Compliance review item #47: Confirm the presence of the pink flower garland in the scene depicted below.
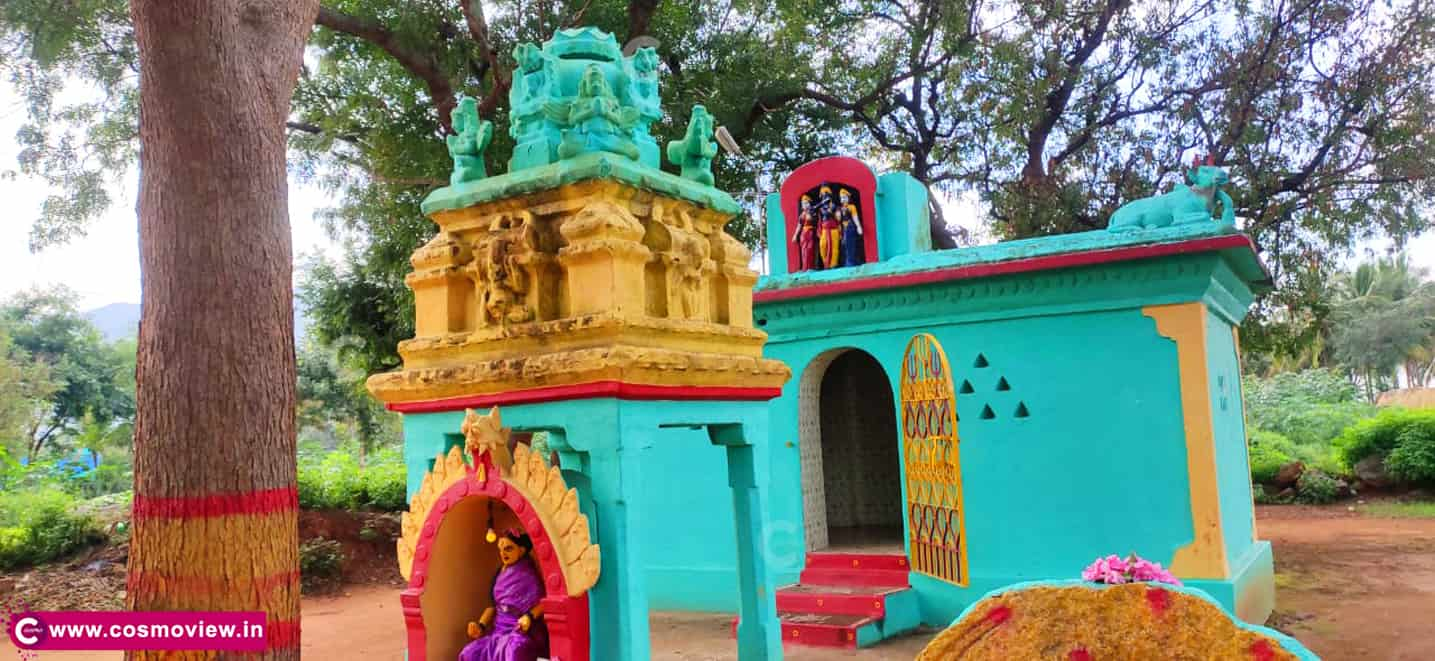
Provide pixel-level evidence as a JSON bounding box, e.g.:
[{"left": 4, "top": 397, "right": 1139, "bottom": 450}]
[{"left": 1081, "top": 554, "right": 1182, "bottom": 586}]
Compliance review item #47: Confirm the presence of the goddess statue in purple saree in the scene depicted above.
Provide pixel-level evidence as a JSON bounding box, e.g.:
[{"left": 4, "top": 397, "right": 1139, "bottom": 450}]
[{"left": 459, "top": 555, "right": 549, "bottom": 661}]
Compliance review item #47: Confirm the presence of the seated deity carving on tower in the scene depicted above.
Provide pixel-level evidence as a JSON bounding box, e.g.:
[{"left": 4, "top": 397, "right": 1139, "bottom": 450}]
[{"left": 551, "top": 65, "right": 641, "bottom": 161}]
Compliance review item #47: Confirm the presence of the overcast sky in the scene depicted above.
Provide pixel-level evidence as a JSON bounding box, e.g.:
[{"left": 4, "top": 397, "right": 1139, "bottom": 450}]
[{"left": 2, "top": 78, "right": 1431, "bottom": 311}]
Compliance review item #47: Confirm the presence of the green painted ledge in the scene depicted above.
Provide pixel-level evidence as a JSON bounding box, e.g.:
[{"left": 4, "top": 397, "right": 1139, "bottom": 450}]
[
  {"left": 421, "top": 151, "right": 741, "bottom": 216},
  {"left": 756, "top": 223, "right": 1271, "bottom": 294}
]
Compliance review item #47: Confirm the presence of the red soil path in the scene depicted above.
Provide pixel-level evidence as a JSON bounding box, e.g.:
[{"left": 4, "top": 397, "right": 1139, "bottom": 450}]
[
  {"left": 1257, "top": 504, "right": 1435, "bottom": 661},
  {"left": 5, "top": 505, "right": 1431, "bottom": 659}
]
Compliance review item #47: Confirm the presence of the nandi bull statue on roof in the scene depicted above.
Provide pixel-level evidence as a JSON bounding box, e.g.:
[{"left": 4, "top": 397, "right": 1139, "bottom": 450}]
[{"left": 1108, "top": 155, "right": 1236, "bottom": 231}]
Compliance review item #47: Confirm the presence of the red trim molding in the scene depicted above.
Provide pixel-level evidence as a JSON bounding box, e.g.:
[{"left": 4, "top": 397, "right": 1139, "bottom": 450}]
[
  {"left": 386, "top": 380, "right": 783, "bottom": 413},
  {"left": 132, "top": 486, "right": 298, "bottom": 519},
  {"left": 754, "top": 234, "right": 1257, "bottom": 304}
]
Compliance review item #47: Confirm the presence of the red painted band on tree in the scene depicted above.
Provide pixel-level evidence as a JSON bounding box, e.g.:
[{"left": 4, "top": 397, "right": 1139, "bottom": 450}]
[{"left": 132, "top": 486, "right": 299, "bottom": 519}]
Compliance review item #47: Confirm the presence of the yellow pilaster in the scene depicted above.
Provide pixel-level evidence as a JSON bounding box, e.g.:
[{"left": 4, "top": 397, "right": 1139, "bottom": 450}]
[{"left": 1144, "top": 302, "right": 1230, "bottom": 580}]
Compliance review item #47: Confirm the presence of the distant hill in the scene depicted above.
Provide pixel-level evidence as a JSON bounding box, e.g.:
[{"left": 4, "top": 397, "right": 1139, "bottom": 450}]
[
  {"left": 85, "top": 303, "right": 140, "bottom": 342},
  {"left": 84, "top": 301, "right": 311, "bottom": 344}
]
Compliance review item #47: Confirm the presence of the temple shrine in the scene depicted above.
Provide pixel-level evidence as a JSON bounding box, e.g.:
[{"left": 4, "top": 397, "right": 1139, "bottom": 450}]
[{"left": 368, "top": 24, "right": 1280, "bottom": 660}]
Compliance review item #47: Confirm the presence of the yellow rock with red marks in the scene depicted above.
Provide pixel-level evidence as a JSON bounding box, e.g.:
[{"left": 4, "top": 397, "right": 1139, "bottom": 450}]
[{"left": 919, "top": 582, "right": 1315, "bottom": 660}]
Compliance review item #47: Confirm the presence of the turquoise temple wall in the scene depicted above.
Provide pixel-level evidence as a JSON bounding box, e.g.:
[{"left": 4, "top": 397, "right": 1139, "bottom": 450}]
[{"left": 397, "top": 165, "right": 1277, "bottom": 630}]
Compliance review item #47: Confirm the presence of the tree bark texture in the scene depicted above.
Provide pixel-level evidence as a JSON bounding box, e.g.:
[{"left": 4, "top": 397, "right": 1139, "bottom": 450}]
[{"left": 126, "top": 1, "right": 317, "bottom": 659}]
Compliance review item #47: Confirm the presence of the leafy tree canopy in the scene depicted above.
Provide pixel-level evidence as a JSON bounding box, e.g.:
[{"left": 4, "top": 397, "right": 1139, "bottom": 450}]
[
  {"left": 4, "top": 0, "right": 1435, "bottom": 375},
  {"left": 0, "top": 287, "right": 134, "bottom": 459}
]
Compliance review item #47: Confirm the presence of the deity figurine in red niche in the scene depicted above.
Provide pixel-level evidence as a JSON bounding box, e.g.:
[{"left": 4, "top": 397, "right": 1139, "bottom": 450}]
[
  {"left": 791, "top": 194, "right": 820, "bottom": 271},
  {"left": 460, "top": 530, "right": 549, "bottom": 661},
  {"left": 837, "top": 187, "right": 864, "bottom": 267},
  {"left": 816, "top": 185, "right": 842, "bottom": 269}
]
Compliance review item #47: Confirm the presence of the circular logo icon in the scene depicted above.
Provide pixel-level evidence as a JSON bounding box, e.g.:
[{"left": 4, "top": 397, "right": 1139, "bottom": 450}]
[{"left": 10, "top": 612, "right": 47, "bottom": 648}]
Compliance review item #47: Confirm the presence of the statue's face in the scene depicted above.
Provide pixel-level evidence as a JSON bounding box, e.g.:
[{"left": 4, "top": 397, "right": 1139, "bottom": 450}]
[
  {"left": 1190, "top": 165, "right": 1229, "bottom": 188},
  {"left": 839, "top": 190, "right": 850, "bottom": 204},
  {"left": 497, "top": 537, "right": 528, "bottom": 567},
  {"left": 801, "top": 199, "right": 810, "bottom": 210}
]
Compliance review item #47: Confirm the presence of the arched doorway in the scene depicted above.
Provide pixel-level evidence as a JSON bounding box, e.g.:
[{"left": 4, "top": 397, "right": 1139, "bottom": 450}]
[
  {"left": 397, "top": 410, "right": 600, "bottom": 661},
  {"left": 798, "top": 348, "right": 903, "bottom": 552}
]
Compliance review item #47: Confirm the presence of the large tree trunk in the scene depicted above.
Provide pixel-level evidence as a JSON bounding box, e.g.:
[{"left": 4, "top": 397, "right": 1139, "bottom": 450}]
[{"left": 127, "top": 1, "right": 317, "bottom": 659}]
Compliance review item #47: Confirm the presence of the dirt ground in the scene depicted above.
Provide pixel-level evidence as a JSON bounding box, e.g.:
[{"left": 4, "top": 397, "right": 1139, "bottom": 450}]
[
  {"left": 4, "top": 505, "right": 1433, "bottom": 660},
  {"left": 1257, "top": 504, "right": 1435, "bottom": 661}
]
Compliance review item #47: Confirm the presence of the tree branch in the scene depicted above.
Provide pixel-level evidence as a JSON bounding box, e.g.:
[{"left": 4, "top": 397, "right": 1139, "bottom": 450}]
[
  {"left": 316, "top": 5, "right": 458, "bottom": 132},
  {"left": 627, "top": 0, "right": 661, "bottom": 42},
  {"left": 733, "top": 51, "right": 956, "bottom": 141},
  {"left": 286, "top": 120, "right": 364, "bottom": 145},
  {"left": 1022, "top": 0, "right": 1128, "bottom": 181}
]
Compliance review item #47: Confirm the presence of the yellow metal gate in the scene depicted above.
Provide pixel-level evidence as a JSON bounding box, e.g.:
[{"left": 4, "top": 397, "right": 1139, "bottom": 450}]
[{"left": 901, "top": 333, "right": 968, "bottom": 585}]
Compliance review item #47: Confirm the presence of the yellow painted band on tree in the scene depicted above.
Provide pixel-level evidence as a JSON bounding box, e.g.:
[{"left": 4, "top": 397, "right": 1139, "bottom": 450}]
[{"left": 129, "top": 510, "right": 301, "bottom": 594}]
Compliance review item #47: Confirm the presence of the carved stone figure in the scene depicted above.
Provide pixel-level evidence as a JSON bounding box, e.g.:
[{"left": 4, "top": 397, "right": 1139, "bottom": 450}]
[
  {"left": 816, "top": 185, "right": 842, "bottom": 269},
  {"left": 505, "top": 28, "right": 664, "bottom": 171},
  {"left": 552, "top": 65, "right": 641, "bottom": 161},
  {"left": 837, "top": 188, "right": 864, "bottom": 267},
  {"left": 463, "top": 406, "right": 514, "bottom": 474},
  {"left": 446, "top": 97, "right": 494, "bottom": 185},
  {"left": 459, "top": 529, "right": 550, "bottom": 661},
  {"left": 472, "top": 214, "right": 537, "bottom": 326},
  {"left": 666, "top": 105, "right": 718, "bottom": 186},
  {"left": 674, "top": 210, "right": 713, "bottom": 319},
  {"left": 1108, "top": 156, "right": 1235, "bottom": 231},
  {"left": 627, "top": 47, "right": 663, "bottom": 163},
  {"left": 792, "top": 195, "right": 819, "bottom": 271},
  {"left": 508, "top": 43, "right": 550, "bottom": 139}
]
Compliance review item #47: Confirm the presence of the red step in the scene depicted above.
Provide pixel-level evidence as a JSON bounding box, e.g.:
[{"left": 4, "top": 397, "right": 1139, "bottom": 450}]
[
  {"left": 803, "top": 552, "right": 912, "bottom": 572},
  {"left": 799, "top": 553, "right": 910, "bottom": 588},
  {"left": 775, "top": 583, "right": 906, "bottom": 618},
  {"left": 777, "top": 612, "right": 877, "bottom": 649},
  {"left": 730, "top": 612, "right": 878, "bottom": 649},
  {"left": 730, "top": 552, "right": 915, "bottom": 649}
]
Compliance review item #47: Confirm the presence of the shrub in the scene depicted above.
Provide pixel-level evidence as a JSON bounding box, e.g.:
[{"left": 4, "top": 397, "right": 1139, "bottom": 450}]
[
  {"left": 318, "top": 451, "right": 365, "bottom": 509},
  {"left": 0, "top": 488, "right": 105, "bottom": 570},
  {"left": 297, "top": 445, "right": 408, "bottom": 512},
  {"left": 1295, "top": 469, "right": 1341, "bottom": 504},
  {"left": 26, "top": 507, "right": 105, "bottom": 563},
  {"left": 1335, "top": 407, "right": 1435, "bottom": 470},
  {"left": 360, "top": 459, "right": 407, "bottom": 512},
  {"left": 1243, "top": 370, "right": 1374, "bottom": 448},
  {"left": 0, "top": 527, "right": 30, "bottom": 569},
  {"left": 299, "top": 537, "right": 345, "bottom": 591},
  {"left": 1386, "top": 426, "right": 1435, "bottom": 485},
  {"left": 297, "top": 464, "right": 328, "bottom": 509},
  {"left": 1248, "top": 430, "right": 1296, "bottom": 484},
  {"left": 1252, "top": 485, "right": 1287, "bottom": 505}
]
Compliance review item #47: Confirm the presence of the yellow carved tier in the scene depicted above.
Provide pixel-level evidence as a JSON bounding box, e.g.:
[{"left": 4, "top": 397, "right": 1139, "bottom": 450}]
[
  {"left": 397, "top": 408, "right": 600, "bottom": 597},
  {"left": 368, "top": 178, "right": 789, "bottom": 406}
]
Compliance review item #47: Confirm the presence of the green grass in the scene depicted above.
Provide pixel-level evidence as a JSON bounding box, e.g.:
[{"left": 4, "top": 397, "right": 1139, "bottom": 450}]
[{"left": 1359, "top": 501, "right": 1435, "bottom": 518}]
